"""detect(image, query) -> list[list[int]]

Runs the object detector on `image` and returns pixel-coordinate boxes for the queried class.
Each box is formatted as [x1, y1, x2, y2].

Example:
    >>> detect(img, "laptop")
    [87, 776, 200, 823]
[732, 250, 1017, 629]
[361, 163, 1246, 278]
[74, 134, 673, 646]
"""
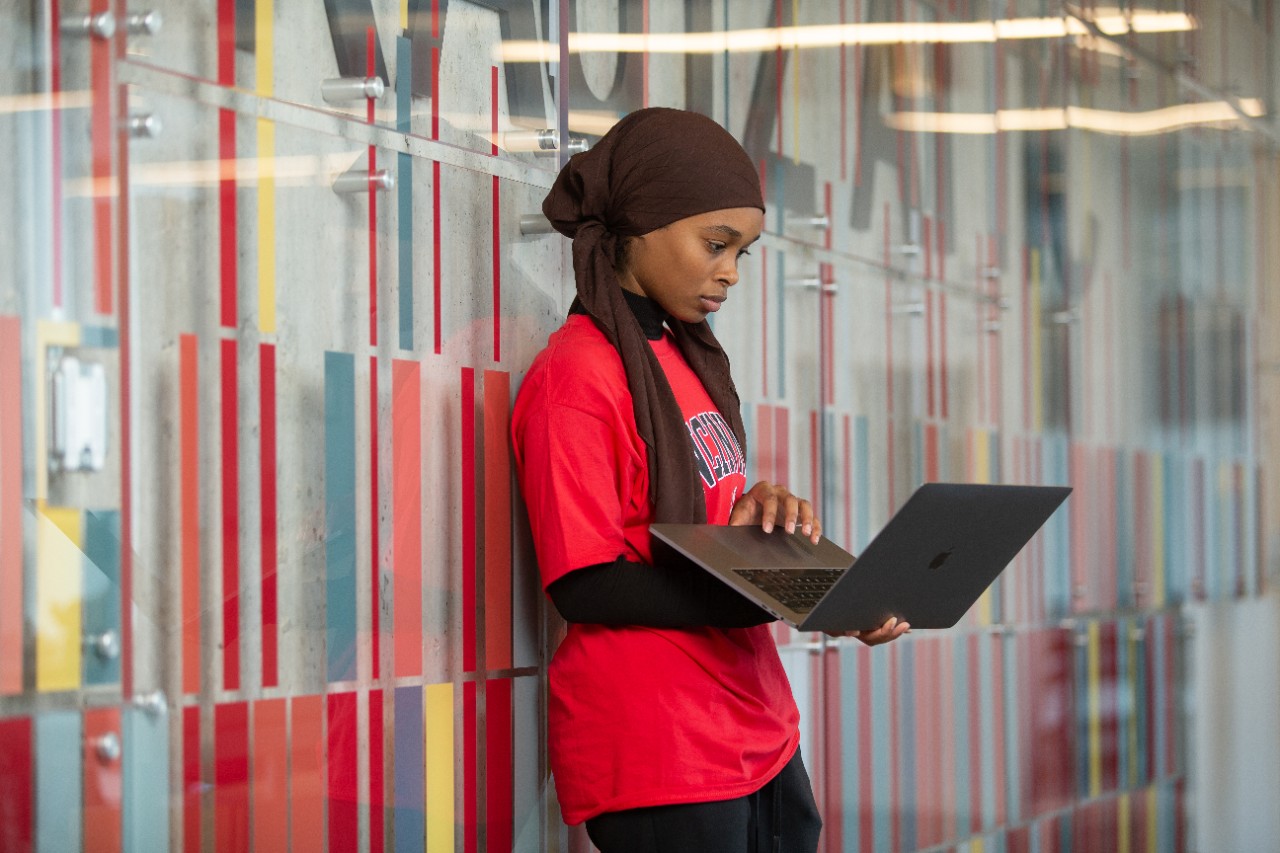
[650, 482, 1071, 632]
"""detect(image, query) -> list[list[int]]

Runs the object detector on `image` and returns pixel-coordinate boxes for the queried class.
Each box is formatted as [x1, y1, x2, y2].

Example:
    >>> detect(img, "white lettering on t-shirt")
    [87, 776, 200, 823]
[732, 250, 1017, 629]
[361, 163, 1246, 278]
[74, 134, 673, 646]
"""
[686, 412, 746, 489]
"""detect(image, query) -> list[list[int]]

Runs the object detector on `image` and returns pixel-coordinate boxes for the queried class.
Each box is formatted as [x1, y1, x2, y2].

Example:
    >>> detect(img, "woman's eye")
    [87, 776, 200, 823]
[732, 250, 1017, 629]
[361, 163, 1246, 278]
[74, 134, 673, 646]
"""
[737, 248, 751, 259]
[708, 241, 726, 253]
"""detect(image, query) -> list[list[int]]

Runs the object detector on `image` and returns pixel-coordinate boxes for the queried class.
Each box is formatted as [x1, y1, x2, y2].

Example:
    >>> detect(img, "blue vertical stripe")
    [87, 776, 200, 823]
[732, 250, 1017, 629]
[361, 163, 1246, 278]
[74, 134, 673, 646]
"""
[1152, 616, 1167, 779]
[1166, 452, 1187, 603]
[1044, 435, 1071, 617]
[1205, 460, 1221, 600]
[83, 510, 121, 686]
[123, 706, 170, 852]
[394, 686, 426, 853]
[325, 351, 358, 682]
[397, 36, 415, 351]
[36, 711, 82, 852]
[871, 648, 892, 853]
[840, 645, 862, 853]
[1117, 617, 1131, 790]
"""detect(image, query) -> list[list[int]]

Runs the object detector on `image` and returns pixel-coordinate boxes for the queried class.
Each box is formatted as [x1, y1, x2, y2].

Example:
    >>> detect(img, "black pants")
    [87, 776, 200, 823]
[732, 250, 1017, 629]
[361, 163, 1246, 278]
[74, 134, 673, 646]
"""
[584, 749, 822, 853]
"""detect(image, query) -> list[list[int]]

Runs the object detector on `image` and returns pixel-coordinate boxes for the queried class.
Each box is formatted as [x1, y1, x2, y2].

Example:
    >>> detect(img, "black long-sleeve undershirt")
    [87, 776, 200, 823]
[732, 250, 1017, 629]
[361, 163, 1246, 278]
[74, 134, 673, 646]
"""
[547, 554, 776, 629]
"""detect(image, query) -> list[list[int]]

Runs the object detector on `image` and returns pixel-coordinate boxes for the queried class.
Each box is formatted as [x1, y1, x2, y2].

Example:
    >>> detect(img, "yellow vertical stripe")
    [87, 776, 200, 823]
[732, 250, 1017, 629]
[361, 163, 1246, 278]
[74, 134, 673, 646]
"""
[972, 428, 993, 624]
[1087, 620, 1101, 796]
[402, 0, 409, 29]
[1118, 793, 1131, 853]
[256, 0, 277, 334]
[36, 505, 82, 691]
[425, 683, 455, 853]
[1146, 787, 1159, 853]
[1151, 457, 1165, 606]
[1030, 250, 1043, 432]
[971, 839, 984, 853]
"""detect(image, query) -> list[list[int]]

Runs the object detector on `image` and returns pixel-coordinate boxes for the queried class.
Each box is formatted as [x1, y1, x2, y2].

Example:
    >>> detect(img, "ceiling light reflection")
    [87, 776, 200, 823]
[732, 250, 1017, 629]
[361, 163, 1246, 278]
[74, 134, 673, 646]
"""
[886, 99, 1266, 135]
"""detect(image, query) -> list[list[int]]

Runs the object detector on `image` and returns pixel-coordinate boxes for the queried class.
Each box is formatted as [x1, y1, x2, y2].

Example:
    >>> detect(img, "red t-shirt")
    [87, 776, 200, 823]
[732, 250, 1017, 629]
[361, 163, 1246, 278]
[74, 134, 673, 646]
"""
[511, 314, 800, 824]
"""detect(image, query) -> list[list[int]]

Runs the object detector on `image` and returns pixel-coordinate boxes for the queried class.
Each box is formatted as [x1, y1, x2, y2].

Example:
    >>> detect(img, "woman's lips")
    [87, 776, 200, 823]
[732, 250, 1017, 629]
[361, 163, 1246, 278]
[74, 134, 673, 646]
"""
[700, 295, 725, 312]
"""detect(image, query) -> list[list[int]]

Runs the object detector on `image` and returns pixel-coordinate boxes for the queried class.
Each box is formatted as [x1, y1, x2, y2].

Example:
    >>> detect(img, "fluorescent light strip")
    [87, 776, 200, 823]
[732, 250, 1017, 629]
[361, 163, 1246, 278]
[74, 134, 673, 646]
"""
[885, 98, 1266, 135]
[496, 11, 1195, 61]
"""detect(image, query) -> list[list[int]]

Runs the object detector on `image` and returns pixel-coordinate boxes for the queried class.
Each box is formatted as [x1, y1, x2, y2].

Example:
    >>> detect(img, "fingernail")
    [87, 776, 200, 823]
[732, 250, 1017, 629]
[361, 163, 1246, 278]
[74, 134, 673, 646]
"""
[763, 521, 773, 533]
[786, 521, 795, 533]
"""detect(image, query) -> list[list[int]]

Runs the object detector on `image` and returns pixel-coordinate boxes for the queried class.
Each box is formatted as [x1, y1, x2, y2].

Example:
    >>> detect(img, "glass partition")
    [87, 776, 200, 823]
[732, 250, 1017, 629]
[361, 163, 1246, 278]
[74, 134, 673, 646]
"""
[0, 0, 1275, 850]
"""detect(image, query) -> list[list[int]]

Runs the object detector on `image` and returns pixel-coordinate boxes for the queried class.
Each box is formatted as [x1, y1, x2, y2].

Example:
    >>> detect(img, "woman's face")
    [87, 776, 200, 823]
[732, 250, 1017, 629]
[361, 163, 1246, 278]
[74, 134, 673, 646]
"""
[617, 207, 764, 324]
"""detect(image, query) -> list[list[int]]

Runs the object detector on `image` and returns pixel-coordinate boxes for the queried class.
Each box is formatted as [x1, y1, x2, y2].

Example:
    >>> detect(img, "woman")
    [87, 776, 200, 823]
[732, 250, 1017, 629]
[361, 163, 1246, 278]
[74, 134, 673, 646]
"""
[511, 107, 907, 853]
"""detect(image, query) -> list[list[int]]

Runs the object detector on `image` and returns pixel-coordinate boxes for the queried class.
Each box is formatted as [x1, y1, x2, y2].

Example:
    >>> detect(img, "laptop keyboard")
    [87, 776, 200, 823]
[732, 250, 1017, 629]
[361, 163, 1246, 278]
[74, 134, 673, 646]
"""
[733, 568, 846, 613]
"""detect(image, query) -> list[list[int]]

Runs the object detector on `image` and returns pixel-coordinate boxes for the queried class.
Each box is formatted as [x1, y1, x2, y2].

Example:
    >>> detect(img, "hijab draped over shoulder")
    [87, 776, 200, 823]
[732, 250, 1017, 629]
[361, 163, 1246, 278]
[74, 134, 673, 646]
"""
[541, 107, 765, 524]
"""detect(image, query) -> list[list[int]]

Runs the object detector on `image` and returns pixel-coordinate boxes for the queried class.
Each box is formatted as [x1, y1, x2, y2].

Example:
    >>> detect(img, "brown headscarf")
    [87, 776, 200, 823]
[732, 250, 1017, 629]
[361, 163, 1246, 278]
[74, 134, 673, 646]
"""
[542, 107, 765, 524]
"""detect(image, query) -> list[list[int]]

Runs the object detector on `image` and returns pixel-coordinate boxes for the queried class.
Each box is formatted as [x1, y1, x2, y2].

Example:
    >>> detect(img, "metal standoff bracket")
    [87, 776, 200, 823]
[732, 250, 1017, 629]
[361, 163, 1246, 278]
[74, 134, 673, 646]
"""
[981, 265, 1003, 279]
[321, 76, 386, 104]
[788, 213, 830, 230]
[84, 629, 120, 661]
[786, 275, 838, 294]
[61, 11, 116, 39]
[94, 732, 122, 764]
[133, 690, 167, 717]
[121, 112, 162, 139]
[518, 214, 556, 235]
[502, 129, 561, 153]
[332, 169, 394, 194]
[123, 10, 163, 35]
[1050, 308, 1081, 325]
[896, 243, 922, 257]
[890, 301, 925, 315]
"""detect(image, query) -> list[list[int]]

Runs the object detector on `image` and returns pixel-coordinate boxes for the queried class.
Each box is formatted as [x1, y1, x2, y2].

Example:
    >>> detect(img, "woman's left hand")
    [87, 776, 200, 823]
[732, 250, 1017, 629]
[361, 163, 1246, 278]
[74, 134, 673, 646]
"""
[728, 481, 822, 544]
[826, 616, 911, 646]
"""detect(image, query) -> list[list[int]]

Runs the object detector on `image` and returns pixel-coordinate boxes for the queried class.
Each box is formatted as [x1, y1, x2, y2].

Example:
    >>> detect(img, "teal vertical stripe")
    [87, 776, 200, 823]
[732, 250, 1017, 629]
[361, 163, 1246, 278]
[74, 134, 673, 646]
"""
[1116, 449, 1135, 608]
[325, 351, 358, 682]
[871, 648, 891, 853]
[898, 644, 917, 853]
[1044, 436, 1071, 617]
[840, 646, 861, 853]
[36, 712, 82, 852]
[397, 36, 415, 351]
[123, 706, 170, 852]
[1116, 617, 1131, 789]
[911, 420, 924, 486]
[1152, 616, 1167, 779]
[953, 637, 972, 841]
[83, 510, 121, 686]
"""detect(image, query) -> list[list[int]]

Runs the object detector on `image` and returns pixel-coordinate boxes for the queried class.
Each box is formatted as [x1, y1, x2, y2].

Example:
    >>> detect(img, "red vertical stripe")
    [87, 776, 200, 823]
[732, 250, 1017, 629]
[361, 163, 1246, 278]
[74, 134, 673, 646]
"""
[369, 689, 386, 853]
[290, 696, 326, 852]
[218, 116, 237, 325]
[461, 368, 477, 671]
[492, 176, 502, 361]
[0, 718, 32, 852]
[260, 344, 278, 687]
[116, 67, 134, 697]
[328, 692, 358, 852]
[431, 46, 440, 139]
[84, 707, 122, 853]
[774, 406, 790, 487]
[925, 424, 939, 482]
[484, 371, 513, 671]
[393, 360, 423, 677]
[370, 358, 381, 680]
[89, 0, 112, 315]
[183, 707, 201, 853]
[487, 678, 514, 853]
[181, 336, 201, 696]
[1101, 622, 1119, 792]
[252, 699, 288, 853]
[214, 702, 249, 852]
[433, 159, 442, 354]
[939, 291, 949, 420]
[0, 318, 22, 695]
[490, 66, 499, 155]
[842, 415, 852, 547]
[464, 680, 478, 853]
[1132, 786, 1148, 852]
[221, 339, 240, 690]
[889, 643, 902, 852]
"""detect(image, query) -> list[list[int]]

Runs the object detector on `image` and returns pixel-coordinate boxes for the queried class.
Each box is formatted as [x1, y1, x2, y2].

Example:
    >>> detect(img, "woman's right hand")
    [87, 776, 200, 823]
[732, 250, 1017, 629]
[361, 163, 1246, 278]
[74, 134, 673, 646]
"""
[728, 481, 822, 544]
